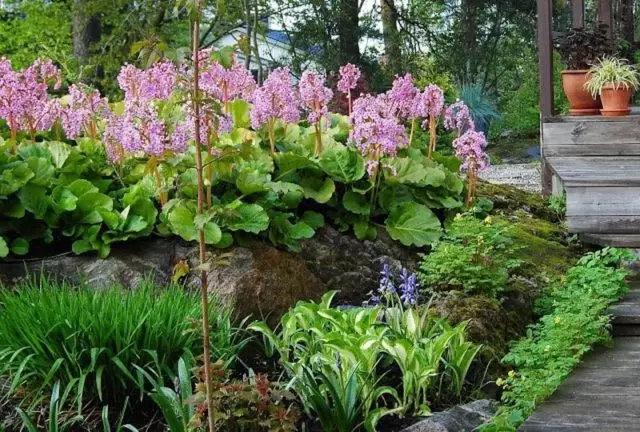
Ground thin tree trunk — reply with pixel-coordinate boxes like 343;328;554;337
338;0;361;66
380;0;402;74
72;0;101;65
243;0;253;69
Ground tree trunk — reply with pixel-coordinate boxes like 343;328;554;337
380;0;402;74
620;0;635;56
337;0;361;66
459;0;479;85
72;0;101;64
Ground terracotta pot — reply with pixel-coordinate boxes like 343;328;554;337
600;84;633;116
561;70;601;116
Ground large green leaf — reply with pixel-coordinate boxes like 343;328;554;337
299;176;335;204
0;161;33;196
0;199;26;218
385;202;443;247
167;204;198;242
0;237;8;258
18;184;49;219
343;190;370;215
236;169;270;195
203;222;222;245
319;145;365;183
222;203;269;234
50;186;78;213
275;153;318;177
25;157;55;186
384;157;446;187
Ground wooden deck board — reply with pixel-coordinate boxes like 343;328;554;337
520;338;640;431
520;280;640;431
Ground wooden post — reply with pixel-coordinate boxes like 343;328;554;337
598;0;613;39
537;0;554;196
572;0;584;28
537;0;554;119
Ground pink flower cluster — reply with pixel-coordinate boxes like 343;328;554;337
118;61;177;102
452;130;489;171
105;63;187;161
60;84;109;139
250;67;300;129
350;93;408;175
0;58;61;137
337;63;361;94
444;99;475;135
199;49;256;102
299;70;333;126
388;73;419;119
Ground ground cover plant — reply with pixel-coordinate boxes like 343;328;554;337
0;277;244;430
480;247;634;431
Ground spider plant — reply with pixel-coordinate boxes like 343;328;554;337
584;57;640;97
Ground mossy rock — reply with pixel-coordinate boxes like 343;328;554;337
433;293;532;358
499;211;577;285
477;181;556;221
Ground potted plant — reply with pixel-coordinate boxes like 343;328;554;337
585;57;640;116
555;24;612;115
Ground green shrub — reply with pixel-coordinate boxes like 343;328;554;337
480;247;634;431
419;214;522;298
0;278;243;415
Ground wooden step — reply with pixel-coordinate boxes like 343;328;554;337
580;234;640;247
611;282;640;336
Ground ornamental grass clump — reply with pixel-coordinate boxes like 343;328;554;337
0;278;242;416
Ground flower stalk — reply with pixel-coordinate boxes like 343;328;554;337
191;2;217;430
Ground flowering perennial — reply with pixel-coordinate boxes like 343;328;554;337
61;84;109;139
250;67;300;154
0;58;61;143
299;70;333;155
350;93;408;176
199;50;256;105
337;63;361;114
387;73;418;119
452;129;489;206
444;99;474;136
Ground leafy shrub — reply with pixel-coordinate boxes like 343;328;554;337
0;278;244;416
141;357;299;432
481;247;634;431
419;214;522;297
250;288;481;430
547;194;566;220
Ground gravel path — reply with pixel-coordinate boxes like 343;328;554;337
479;163;541;193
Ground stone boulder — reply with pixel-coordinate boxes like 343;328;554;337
299;226;419;304
0;226;418;324
179;241;325;326
399;400;497;432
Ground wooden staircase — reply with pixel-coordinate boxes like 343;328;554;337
543;111;640;247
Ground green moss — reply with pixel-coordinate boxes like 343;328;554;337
499;211;576;285
477;181;556;221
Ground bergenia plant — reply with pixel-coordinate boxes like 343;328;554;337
337;63;361;115
452;129;489;206
0;58;61;148
299;70;333;156
105;61;186;204
250;66;300;155
420;85;445;158
444;99;475;137
387;73;419;120
199;48;256;111
60;84;109;140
